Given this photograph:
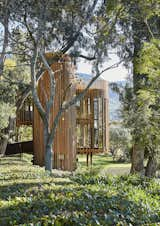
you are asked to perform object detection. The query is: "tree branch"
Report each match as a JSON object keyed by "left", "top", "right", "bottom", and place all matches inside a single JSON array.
[
  {"left": 78, "top": 54, "right": 96, "bottom": 61},
  {"left": 30, "top": 47, "right": 46, "bottom": 121},
  {"left": 60, "top": 0, "right": 99, "bottom": 54},
  {"left": 23, "top": 10, "right": 36, "bottom": 47},
  {"left": 16, "top": 68, "right": 44, "bottom": 111},
  {"left": 144, "top": 19, "right": 154, "bottom": 39},
  {"left": 39, "top": 51, "right": 56, "bottom": 116},
  {"left": 0, "top": 1, "right": 9, "bottom": 75},
  {"left": 64, "top": 60, "right": 123, "bottom": 110}
]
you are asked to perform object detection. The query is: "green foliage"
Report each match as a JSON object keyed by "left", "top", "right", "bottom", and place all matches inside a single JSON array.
[
  {"left": 121, "top": 40, "right": 160, "bottom": 146},
  {"left": 135, "top": 39, "right": 160, "bottom": 79},
  {"left": 0, "top": 58, "right": 29, "bottom": 131},
  {"left": 1, "top": 59, "right": 19, "bottom": 104},
  {"left": 18, "top": 126, "right": 32, "bottom": 141},
  {"left": 0, "top": 60, "right": 16, "bottom": 135},
  {"left": 109, "top": 125, "right": 132, "bottom": 161},
  {"left": 0, "top": 103, "right": 15, "bottom": 132},
  {"left": 136, "top": 39, "right": 160, "bottom": 160},
  {"left": 0, "top": 57, "right": 30, "bottom": 137},
  {"left": 0, "top": 155, "right": 159, "bottom": 225},
  {"left": 120, "top": 37, "right": 160, "bottom": 175}
]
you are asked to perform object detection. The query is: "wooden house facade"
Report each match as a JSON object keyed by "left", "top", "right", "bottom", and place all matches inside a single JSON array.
[
  {"left": 33, "top": 56, "right": 77, "bottom": 171},
  {"left": 16, "top": 56, "right": 109, "bottom": 171},
  {"left": 76, "top": 73, "right": 109, "bottom": 155}
]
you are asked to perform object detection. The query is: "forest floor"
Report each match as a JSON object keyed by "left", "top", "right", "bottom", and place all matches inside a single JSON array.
[{"left": 0, "top": 154, "right": 159, "bottom": 225}]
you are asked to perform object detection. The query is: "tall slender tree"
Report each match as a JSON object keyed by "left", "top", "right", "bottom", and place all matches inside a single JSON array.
[{"left": 114, "top": 0, "right": 160, "bottom": 175}]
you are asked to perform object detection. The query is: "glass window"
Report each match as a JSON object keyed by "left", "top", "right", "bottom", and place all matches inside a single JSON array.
[
  {"left": 76, "top": 100, "right": 80, "bottom": 107},
  {"left": 98, "top": 129, "right": 103, "bottom": 148},
  {"left": 94, "top": 98, "right": 98, "bottom": 119},
  {"left": 94, "top": 120, "right": 98, "bottom": 129},
  {"left": 94, "top": 129, "right": 99, "bottom": 148},
  {"left": 88, "top": 98, "right": 90, "bottom": 115}
]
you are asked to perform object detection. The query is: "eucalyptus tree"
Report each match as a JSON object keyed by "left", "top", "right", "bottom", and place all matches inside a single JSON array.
[
  {"left": 135, "top": 39, "right": 160, "bottom": 176},
  {"left": 0, "top": 0, "right": 10, "bottom": 75},
  {"left": 0, "top": 0, "right": 28, "bottom": 154},
  {"left": 0, "top": 57, "right": 30, "bottom": 155},
  {"left": 110, "top": 125, "right": 131, "bottom": 161},
  {"left": 111, "top": 0, "right": 160, "bottom": 175},
  {"left": 0, "top": 0, "right": 123, "bottom": 172}
]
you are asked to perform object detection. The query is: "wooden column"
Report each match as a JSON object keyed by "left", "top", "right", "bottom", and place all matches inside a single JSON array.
[{"left": 33, "top": 56, "right": 76, "bottom": 171}]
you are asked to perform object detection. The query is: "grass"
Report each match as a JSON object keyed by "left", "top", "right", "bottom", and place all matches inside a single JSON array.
[
  {"left": 0, "top": 154, "right": 159, "bottom": 225},
  {"left": 77, "top": 153, "right": 131, "bottom": 175}
]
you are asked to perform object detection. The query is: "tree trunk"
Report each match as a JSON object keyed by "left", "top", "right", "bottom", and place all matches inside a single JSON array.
[
  {"left": 0, "top": 136, "right": 8, "bottom": 156},
  {"left": 145, "top": 155, "right": 157, "bottom": 177},
  {"left": 130, "top": 144, "right": 145, "bottom": 175},
  {"left": 45, "top": 144, "right": 53, "bottom": 172},
  {"left": 0, "top": 117, "right": 15, "bottom": 156},
  {"left": 44, "top": 125, "right": 53, "bottom": 172}
]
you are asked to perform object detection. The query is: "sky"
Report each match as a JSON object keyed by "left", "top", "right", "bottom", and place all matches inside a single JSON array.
[{"left": 77, "top": 55, "right": 129, "bottom": 82}]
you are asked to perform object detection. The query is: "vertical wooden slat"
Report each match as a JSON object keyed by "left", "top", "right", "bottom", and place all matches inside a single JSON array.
[{"left": 33, "top": 56, "right": 76, "bottom": 171}]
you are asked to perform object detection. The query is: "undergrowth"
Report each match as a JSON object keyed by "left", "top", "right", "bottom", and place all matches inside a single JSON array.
[{"left": 0, "top": 154, "right": 159, "bottom": 225}]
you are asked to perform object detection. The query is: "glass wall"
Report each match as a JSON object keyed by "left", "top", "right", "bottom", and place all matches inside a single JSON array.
[{"left": 76, "top": 90, "right": 106, "bottom": 151}]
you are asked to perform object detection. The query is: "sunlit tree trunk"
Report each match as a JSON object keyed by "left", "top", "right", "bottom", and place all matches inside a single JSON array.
[
  {"left": 130, "top": 143, "right": 145, "bottom": 175},
  {"left": 44, "top": 125, "right": 52, "bottom": 171},
  {"left": 45, "top": 145, "right": 53, "bottom": 171},
  {"left": 130, "top": 26, "right": 145, "bottom": 175}
]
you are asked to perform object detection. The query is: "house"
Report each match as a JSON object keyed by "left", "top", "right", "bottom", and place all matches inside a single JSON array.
[{"left": 16, "top": 55, "right": 109, "bottom": 171}]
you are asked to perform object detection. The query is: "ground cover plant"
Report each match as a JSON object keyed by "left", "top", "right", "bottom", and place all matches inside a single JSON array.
[{"left": 0, "top": 154, "right": 160, "bottom": 225}]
